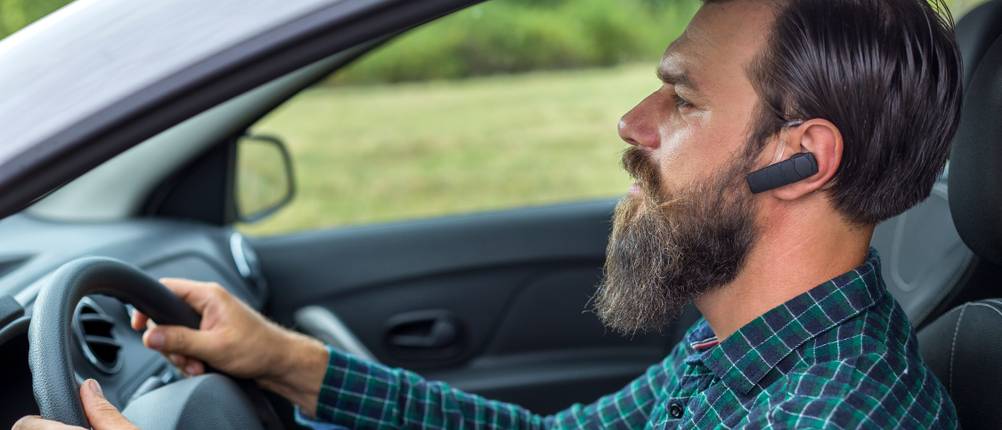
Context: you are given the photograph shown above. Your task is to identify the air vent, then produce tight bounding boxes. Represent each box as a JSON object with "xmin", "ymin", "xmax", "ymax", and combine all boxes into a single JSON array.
[{"xmin": 73, "ymin": 298, "xmax": 122, "ymax": 374}]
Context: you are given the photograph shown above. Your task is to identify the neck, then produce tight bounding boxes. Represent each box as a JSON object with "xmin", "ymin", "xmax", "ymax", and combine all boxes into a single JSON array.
[{"xmin": 694, "ymin": 207, "xmax": 874, "ymax": 340}]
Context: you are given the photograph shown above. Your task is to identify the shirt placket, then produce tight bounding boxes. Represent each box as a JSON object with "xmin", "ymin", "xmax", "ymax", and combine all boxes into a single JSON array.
[{"xmin": 658, "ymin": 352, "xmax": 716, "ymax": 429}]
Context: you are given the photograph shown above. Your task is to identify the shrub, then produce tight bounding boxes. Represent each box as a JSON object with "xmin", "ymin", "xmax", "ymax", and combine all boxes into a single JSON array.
[
  {"xmin": 332, "ymin": 0, "xmax": 700, "ymax": 85},
  {"xmin": 566, "ymin": 0, "xmax": 663, "ymax": 66}
]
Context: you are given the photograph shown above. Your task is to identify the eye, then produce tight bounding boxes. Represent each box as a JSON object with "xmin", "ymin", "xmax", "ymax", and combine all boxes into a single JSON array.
[{"xmin": 673, "ymin": 94, "xmax": 693, "ymax": 110}]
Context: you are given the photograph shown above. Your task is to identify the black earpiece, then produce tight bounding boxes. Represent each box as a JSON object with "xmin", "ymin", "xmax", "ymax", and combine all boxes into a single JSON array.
[{"xmin": 746, "ymin": 152, "xmax": 818, "ymax": 194}]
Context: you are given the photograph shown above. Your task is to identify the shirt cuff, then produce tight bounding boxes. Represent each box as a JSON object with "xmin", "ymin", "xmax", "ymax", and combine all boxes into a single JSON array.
[
  {"xmin": 315, "ymin": 345, "xmax": 401, "ymax": 426},
  {"xmin": 294, "ymin": 406, "xmax": 350, "ymax": 430}
]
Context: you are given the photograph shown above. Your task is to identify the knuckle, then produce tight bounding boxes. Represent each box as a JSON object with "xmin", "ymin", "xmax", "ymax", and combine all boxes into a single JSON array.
[
  {"xmin": 84, "ymin": 394, "xmax": 120, "ymax": 415},
  {"xmin": 94, "ymin": 400, "xmax": 119, "ymax": 415},
  {"xmin": 218, "ymin": 330, "xmax": 236, "ymax": 349},
  {"xmin": 208, "ymin": 283, "xmax": 226, "ymax": 298},
  {"xmin": 12, "ymin": 415, "xmax": 35, "ymax": 429},
  {"xmin": 167, "ymin": 330, "xmax": 187, "ymax": 350}
]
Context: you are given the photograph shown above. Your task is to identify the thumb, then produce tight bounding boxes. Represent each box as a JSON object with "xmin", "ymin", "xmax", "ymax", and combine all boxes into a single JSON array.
[
  {"xmin": 144, "ymin": 324, "xmax": 211, "ymax": 358},
  {"xmin": 80, "ymin": 379, "xmax": 136, "ymax": 430}
]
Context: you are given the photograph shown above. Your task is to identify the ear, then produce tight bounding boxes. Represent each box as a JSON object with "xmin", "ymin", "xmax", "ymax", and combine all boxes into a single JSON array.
[{"xmin": 770, "ymin": 118, "xmax": 843, "ymax": 201}]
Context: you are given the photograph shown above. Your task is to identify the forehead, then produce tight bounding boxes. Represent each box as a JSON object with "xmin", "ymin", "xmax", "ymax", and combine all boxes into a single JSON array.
[{"xmin": 660, "ymin": 1, "xmax": 776, "ymax": 94}]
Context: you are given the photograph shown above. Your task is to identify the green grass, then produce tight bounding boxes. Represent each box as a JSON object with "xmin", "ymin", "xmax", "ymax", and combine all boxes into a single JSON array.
[{"xmin": 244, "ymin": 63, "xmax": 657, "ymax": 235}]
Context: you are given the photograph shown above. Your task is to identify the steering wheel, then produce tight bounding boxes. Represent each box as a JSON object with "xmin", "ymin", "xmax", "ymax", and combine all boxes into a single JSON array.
[{"xmin": 28, "ymin": 257, "xmax": 280, "ymax": 430}]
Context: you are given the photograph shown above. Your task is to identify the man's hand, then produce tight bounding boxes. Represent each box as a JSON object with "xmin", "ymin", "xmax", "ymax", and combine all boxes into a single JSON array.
[
  {"xmin": 13, "ymin": 379, "xmax": 136, "ymax": 430},
  {"xmin": 129, "ymin": 278, "xmax": 286, "ymax": 378},
  {"xmin": 131, "ymin": 278, "xmax": 329, "ymax": 415},
  {"xmin": 12, "ymin": 279, "xmax": 330, "ymax": 429}
]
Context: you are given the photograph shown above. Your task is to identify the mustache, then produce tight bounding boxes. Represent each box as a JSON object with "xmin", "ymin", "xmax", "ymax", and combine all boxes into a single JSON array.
[{"xmin": 622, "ymin": 147, "xmax": 662, "ymax": 197}]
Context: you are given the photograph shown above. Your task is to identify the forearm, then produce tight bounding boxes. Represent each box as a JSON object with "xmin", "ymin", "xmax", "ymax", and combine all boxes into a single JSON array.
[
  {"xmin": 257, "ymin": 331, "xmax": 330, "ymax": 416},
  {"xmin": 315, "ymin": 347, "xmax": 550, "ymax": 429},
  {"xmin": 392, "ymin": 371, "xmax": 549, "ymax": 429},
  {"xmin": 252, "ymin": 330, "xmax": 662, "ymax": 429}
]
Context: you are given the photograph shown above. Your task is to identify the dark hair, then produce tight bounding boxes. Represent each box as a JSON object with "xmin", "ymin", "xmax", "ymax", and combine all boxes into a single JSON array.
[{"xmin": 732, "ymin": 0, "xmax": 963, "ymax": 224}]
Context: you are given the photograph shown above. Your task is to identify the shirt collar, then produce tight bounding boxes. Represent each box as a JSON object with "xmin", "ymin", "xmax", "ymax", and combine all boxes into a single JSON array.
[{"xmin": 685, "ymin": 248, "xmax": 885, "ymax": 395}]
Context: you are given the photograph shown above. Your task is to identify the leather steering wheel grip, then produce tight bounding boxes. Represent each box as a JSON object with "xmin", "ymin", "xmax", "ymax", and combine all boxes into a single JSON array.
[{"xmin": 28, "ymin": 257, "xmax": 202, "ymax": 427}]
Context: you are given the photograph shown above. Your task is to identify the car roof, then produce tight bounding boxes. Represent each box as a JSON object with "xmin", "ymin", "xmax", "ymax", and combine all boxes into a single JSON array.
[{"xmin": 0, "ymin": 0, "xmax": 336, "ymax": 165}]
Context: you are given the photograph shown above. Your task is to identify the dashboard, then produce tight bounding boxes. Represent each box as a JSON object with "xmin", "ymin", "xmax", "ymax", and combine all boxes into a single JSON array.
[{"xmin": 0, "ymin": 214, "xmax": 268, "ymax": 428}]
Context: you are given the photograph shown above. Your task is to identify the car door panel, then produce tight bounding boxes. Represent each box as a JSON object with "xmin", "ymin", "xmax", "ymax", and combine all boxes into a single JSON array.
[{"xmin": 252, "ymin": 199, "xmax": 695, "ymax": 413}]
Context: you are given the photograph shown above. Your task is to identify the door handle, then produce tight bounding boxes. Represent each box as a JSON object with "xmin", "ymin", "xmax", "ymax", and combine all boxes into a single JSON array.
[{"xmin": 386, "ymin": 310, "xmax": 460, "ymax": 350}]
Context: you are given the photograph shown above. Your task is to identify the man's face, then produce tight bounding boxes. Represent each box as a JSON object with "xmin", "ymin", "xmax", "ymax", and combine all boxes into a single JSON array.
[{"xmin": 593, "ymin": 1, "xmax": 777, "ymax": 334}]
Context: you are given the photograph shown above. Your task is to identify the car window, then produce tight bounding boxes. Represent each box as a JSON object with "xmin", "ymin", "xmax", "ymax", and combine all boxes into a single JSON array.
[
  {"xmin": 2, "ymin": 0, "xmax": 980, "ymax": 235},
  {"xmin": 241, "ymin": 0, "xmax": 987, "ymax": 236},
  {"xmin": 243, "ymin": 0, "xmax": 702, "ymax": 235}
]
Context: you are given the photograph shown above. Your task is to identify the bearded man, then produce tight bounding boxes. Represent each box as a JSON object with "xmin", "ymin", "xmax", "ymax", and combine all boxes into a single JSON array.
[{"xmin": 17, "ymin": 0, "xmax": 963, "ymax": 428}]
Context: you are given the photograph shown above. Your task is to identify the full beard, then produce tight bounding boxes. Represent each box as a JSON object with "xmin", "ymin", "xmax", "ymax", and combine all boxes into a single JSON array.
[{"xmin": 592, "ymin": 148, "xmax": 758, "ymax": 336}]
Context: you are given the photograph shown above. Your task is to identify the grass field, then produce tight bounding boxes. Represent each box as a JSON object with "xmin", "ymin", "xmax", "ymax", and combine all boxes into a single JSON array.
[{"xmin": 244, "ymin": 63, "xmax": 656, "ymax": 235}]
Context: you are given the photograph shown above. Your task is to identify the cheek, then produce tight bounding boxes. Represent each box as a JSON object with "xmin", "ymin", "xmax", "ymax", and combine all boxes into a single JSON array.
[
  {"xmin": 653, "ymin": 120, "xmax": 717, "ymax": 192},
  {"xmin": 657, "ymin": 121, "xmax": 689, "ymax": 160}
]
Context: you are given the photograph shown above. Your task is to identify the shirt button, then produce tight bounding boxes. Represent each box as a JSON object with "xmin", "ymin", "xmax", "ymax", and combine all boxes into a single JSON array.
[{"xmin": 669, "ymin": 402, "xmax": 684, "ymax": 419}]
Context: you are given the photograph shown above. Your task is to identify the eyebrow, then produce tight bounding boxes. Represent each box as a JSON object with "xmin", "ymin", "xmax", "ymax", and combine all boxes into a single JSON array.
[{"xmin": 657, "ymin": 66, "xmax": 699, "ymax": 93}]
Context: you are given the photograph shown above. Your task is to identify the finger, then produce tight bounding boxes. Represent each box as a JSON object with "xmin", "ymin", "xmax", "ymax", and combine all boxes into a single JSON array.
[
  {"xmin": 79, "ymin": 379, "xmax": 136, "ymax": 430},
  {"xmin": 11, "ymin": 415, "xmax": 38, "ymax": 430},
  {"xmin": 143, "ymin": 324, "xmax": 210, "ymax": 358},
  {"xmin": 12, "ymin": 415, "xmax": 82, "ymax": 429},
  {"xmin": 130, "ymin": 311, "xmax": 149, "ymax": 331},
  {"xmin": 183, "ymin": 359, "xmax": 205, "ymax": 376},
  {"xmin": 168, "ymin": 353, "xmax": 188, "ymax": 369},
  {"xmin": 158, "ymin": 278, "xmax": 226, "ymax": 314}
]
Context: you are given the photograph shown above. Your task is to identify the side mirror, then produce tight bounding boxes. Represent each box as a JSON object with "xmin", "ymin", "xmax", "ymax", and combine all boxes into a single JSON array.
[{"xmin": 234, "ymin": 134, "xmax": 295, "ymax": 223}]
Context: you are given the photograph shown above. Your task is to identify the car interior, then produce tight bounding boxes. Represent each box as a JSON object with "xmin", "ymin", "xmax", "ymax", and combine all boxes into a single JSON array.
[{"xmin": 1, "ymin": 0, "xmax": 1002, "ymax": 429}]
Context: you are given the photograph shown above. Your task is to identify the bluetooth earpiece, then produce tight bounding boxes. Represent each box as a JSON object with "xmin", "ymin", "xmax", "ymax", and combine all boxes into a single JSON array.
[
  {"xmin": 746, "ymin": 152, "xmax": 819, "ymax": 194},
  {"xmin": 745, "ymin": 119, "xmax": 818, "ymax": 194}
]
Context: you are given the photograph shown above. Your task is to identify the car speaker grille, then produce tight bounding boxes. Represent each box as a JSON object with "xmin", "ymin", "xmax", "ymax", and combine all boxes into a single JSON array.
[{"xmin": 74, "ymin": 298, "xmax": 122, "ymax": 374}]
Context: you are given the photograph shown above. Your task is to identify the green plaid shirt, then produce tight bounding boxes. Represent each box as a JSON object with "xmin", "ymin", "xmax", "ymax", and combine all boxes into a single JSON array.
[{"xmin": 313, "ymin": 250, "xmax": 958, "ymax": 429}]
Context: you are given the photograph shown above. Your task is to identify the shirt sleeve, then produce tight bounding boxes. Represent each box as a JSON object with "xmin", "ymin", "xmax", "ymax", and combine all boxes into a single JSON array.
[
  {"xmin": 295, "ymin": 407, "xmax": 351, "ymax": 430},
  {"xmin": 313, "ymin": 345, "xmax": 679, "ymax": 430}
]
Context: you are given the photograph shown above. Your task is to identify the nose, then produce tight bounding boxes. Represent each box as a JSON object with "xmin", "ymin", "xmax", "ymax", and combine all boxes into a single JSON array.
[{"xmin": 618, "ymin": 93, "xmax": 662, "ymax": 150}]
